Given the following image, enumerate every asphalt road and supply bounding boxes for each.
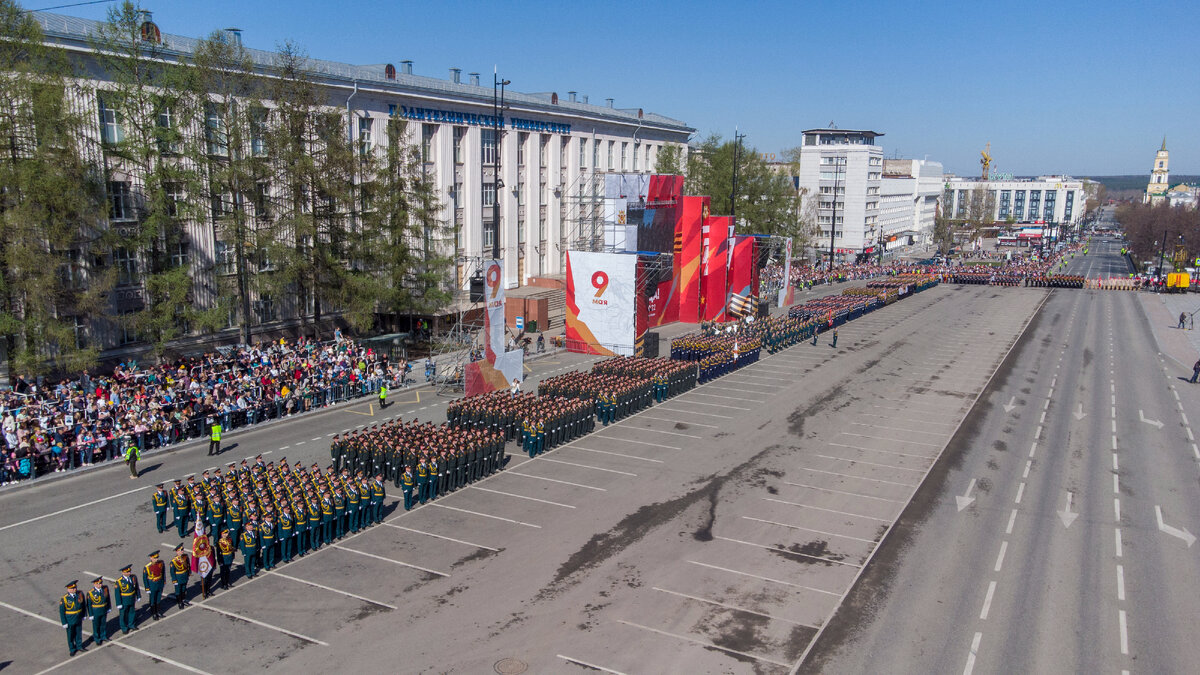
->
[805,239,1200,674]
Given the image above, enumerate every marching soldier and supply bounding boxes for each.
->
[370,473,386,524]
[259,514,277,571]
[332,488,347,539]
[401,464,415,510]
[171,480,190,537]
[278,504,295,564]
[330,433,343,472]
[84,576,111,645]
[114,564,140,634]
[142,551,166,620]
[239,517,259,579]
[59,581,86,656]
[152,483,169,533]
[416,457,429,505]
[170,543,190,609]
[345,476,361,534]
[217,529,236,589]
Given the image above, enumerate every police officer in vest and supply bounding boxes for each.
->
[208,418,222,456]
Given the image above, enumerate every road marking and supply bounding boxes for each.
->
[1035,425,1042,438]
[1006,509,1017,535]
[1116,564,1125,601]
[0,484,150,532]
[330,544,450,577]
[1028,442,1037,458]
[1039,411,1046,424]
[841,432,939,448]
[1154,504,1197,547]
[994,541,1008,572]
[652,586,818,627]
[427,503,541,528]
[717,535,865,567]
[725,373,793,383]
[383,523,500,551]
[683,392,762,403]
[1114,498,1121,522]
[781,481,904,503]
[686,560,839,595]
[828,442,935,460]
[1022,461,1031,479]
[980,580,997,620]
[268,570,397,609]
[743,515,875,543]
[1015,482,1025,504]
[763,496,890,522]
[817,454,926,473]
[506,470,607,491]
[616,619,790,668]
[470,485,577,508]
[847,422,945,437]
[794,465,915,488]
[1118,609,1129,655]
[536,456,638,476]
[570,446,664,463]
[1113,454,1119,471]
[964,631,983,675]
[1113,474,1119,494]
[1115,529,1123,557]
[1043,399,1050,410]
[710,385,776,396]
[604,426,701,440]
[295,441,306,446]
[555,655,629,675]
[655,407,733,419]
[636,415,719,428]
[590,436,680,450]
[1189,428,1195,442]
[664,398,751,411]
[199,604,329,645]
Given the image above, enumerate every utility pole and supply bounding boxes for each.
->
[730,128,746,222]
[491,70,509,262]
[828,155,842,269]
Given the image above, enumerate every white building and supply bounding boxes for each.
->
[942,175,1085,227]
[29,10,691,355]
[878,159,944,255]
[794,128,884,261]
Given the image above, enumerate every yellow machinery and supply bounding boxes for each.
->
[1167,272,1190,290]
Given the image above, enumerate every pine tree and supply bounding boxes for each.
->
[0,0,110,377]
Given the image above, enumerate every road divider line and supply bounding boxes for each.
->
[651,586,819,627]
[1115,529,1123,557]
[569,446,665,464]
[817,454,926,473]
[742,515,875,544]
[268,570,397,609]
[330,544,449,578]
[555,655,628,675]
[979,580,997,620]
[536,457,637,476]
[1116,565,1125,601]
[0,484,150,532]
[763,496,891,522]
[1014,482,1025,504]
[781,481,904,503]
[1006,509,1017,535]
[793,466,915,488]
[1029,442,1037,458]
[1118,609,1129,655]
[470,485,576,509]
[427,503,541,528]
[827,442,936,460]
[616,619,790,668]
[199,604,329,645]
[963,631,983,675]
[384,524,500,551]
[636,415,719,428]
[994,542,1008,572]
[505,470,607,491]
[655,407,732,419]
[716,535,863,568]
[667,399,750,411]
[686,560,839,595]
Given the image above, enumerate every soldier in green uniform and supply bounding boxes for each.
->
[401,464,415,510]
[259,515,277,571]
[59,581,86,656]
[239,517,259,579]
[217,529,236,590]
[344,476,361,534]
[152,483,169,533]
[170,543,190,609]
[416,457,429,504]
[84,576,110,645]
[332,487,347,538]
[226,495,243,546]
[370,473,386,524]
[278,504,295,563]
[171,480,190,537]
[319,490,335,543]
[330,433,343,472]
[305,490,322,550]
[142,551,166,620]
[114,564,140,634]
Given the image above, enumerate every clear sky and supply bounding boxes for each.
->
[42,0,1200,177]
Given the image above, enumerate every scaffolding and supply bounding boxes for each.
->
[430,255,490,395]
[561,166,608,252]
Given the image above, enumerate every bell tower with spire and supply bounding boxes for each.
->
[1145,137,1170,204]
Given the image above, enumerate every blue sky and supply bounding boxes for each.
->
[44,0,1200,176]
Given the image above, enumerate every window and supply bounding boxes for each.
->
[170,239,189,268]
[483,225,495,249]
[593,139,600,168]
[579,137,587,167]
[215,240,236,276]
[204,102,228,156]
[420,123,435,163]
[607,141,614,170]
[517,132,528,166]
[113,247,138,285]
[540,182,548,205]
[164,181,184,218]
[517,179,526,206]
[540,135,548,167]
[357,117,374,157]
[108,181,134,221]
[482,182,496,207]
[481,128,497,165]
[72,316,87,349]
[250,106,268,156]
[257,294,277,322]
[58,249,83,289]
[453,127,466,164]
[156,103,179,154]
[518,218,526,244]
[119,309,140,345]
[254,182,271,220]
[644,144,650,171]
[621,142,628,171]
[97,94,123,144]
[560,138,567,169]
[633,142,640,171]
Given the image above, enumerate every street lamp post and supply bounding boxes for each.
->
[730,128,746,223]
[491,72,510,262]
[828,155,842,270]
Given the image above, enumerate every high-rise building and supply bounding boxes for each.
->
[793,128,884,262]
[878,159,944,256]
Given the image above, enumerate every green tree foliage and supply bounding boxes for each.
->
[1115,201,1198,270]
[684,133,804,242]
[653,142,683,176]
[0,0,110,375]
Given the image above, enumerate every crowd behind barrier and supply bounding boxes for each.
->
[2,336,397,485]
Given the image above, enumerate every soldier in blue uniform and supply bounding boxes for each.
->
[59,581,86,656]
[370,473,386,523]
[84,576,110,645]
[239,517,259,578]
[401,465,415,510]
[114,564,140,634]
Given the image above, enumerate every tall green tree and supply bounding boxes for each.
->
[684,133,804,240]
[191,29,267,344]
[92,1,223,361]
[0,0,110,377]
[653,142,684,175]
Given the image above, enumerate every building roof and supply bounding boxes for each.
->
[31,11,693,134]
[801,128,884,138]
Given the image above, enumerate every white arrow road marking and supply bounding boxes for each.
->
[1003,396,1016,413]
[956,478,977,512]
[1155,505,1196,548]
[1058,491,1079,528]
[1073,404,1086,421]
[1139,410,1164,429]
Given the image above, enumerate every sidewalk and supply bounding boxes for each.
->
[1139,293,1200,372]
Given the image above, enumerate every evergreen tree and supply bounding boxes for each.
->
[0,0,110,377]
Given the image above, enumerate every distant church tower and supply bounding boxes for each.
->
[1145,137,1169,204]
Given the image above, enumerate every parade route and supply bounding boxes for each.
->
[0,274,1062,674]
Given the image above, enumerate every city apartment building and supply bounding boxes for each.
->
[942,175,1085,227]
[878,159,943,255]
[793,128,885,261]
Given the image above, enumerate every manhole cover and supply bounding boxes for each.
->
[494,658,528,675]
